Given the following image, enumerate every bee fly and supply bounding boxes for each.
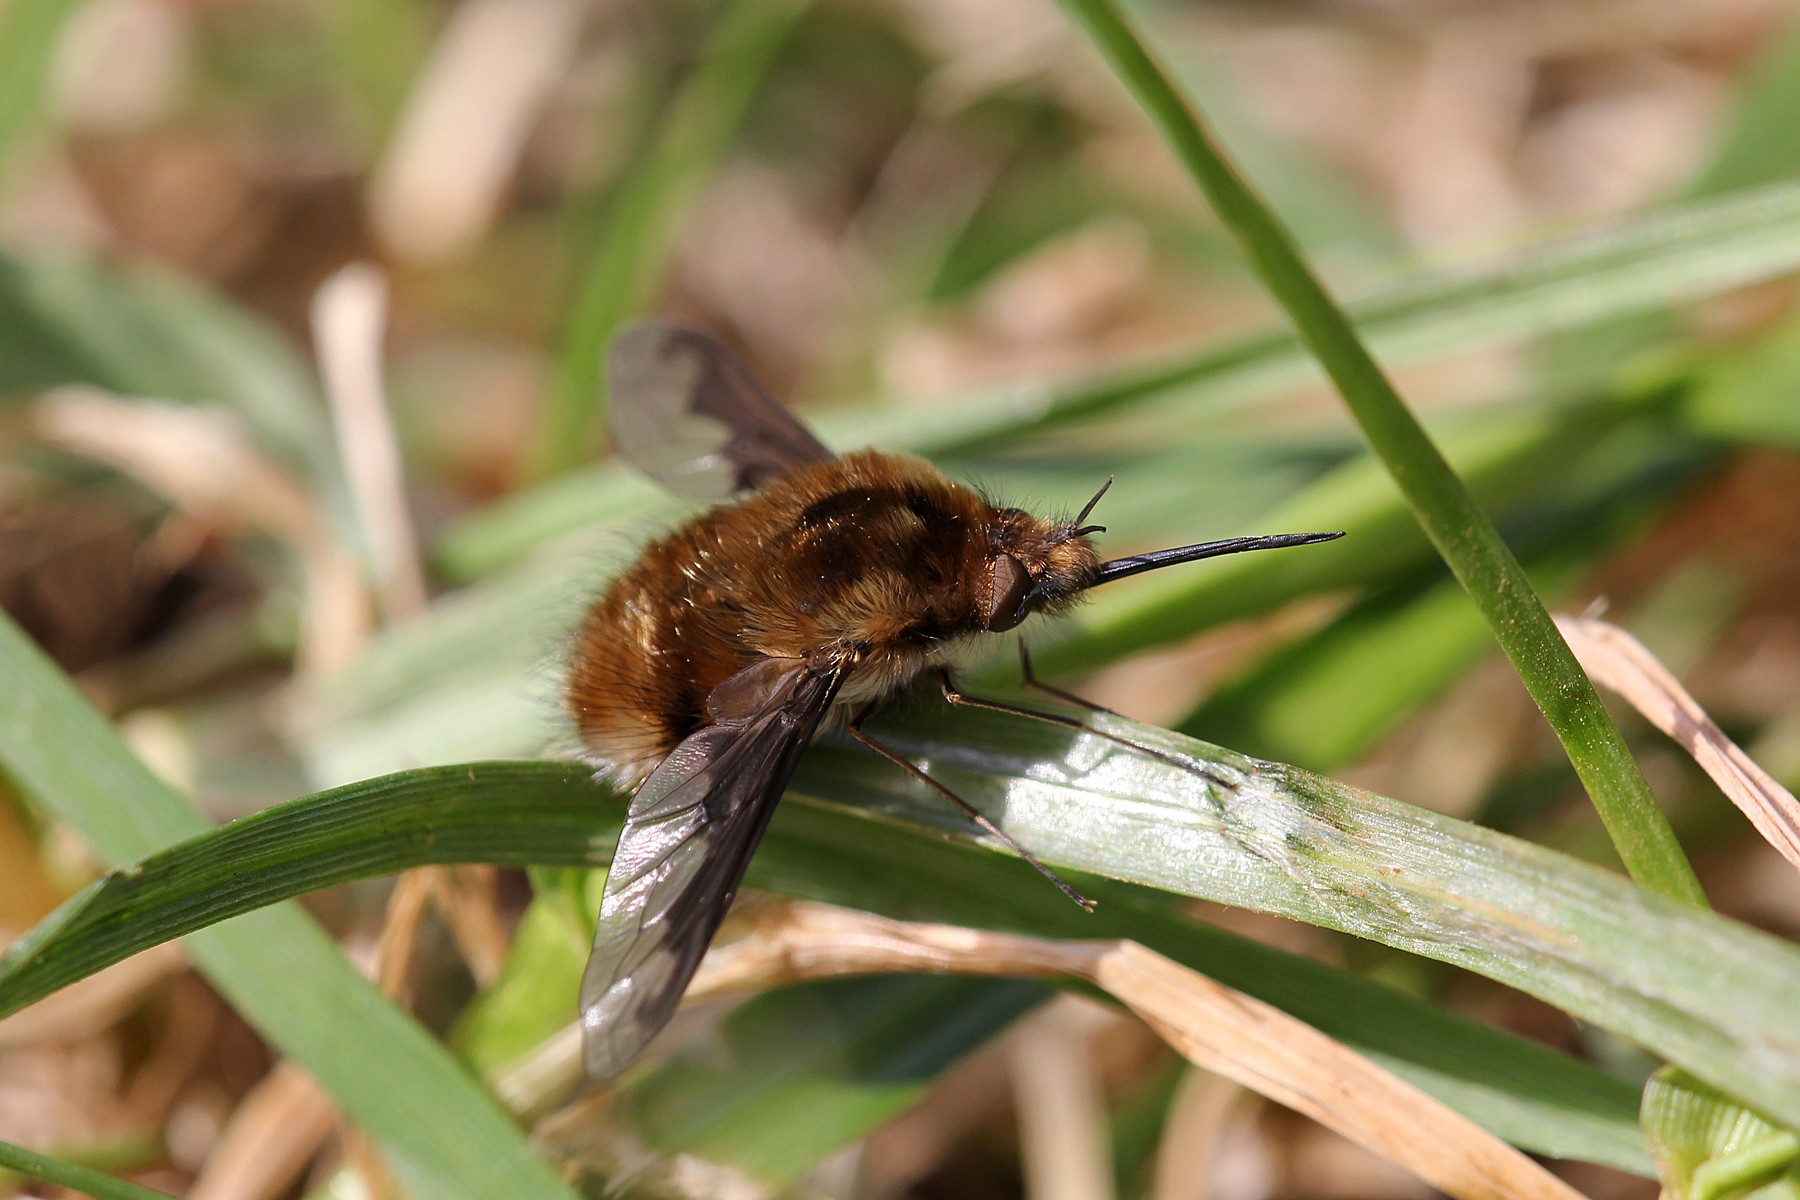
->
[568,322,1343,1079]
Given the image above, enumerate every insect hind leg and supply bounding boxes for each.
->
[847,704,1094,912]
[938,668,1235,794]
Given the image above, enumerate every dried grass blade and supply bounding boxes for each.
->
[1557,615,1800,873]
[311,262,426,622]
[189,1063,337,1200]
[1092,942,1584,1200]
[34,388,370,675]
[689,902,1586,1200]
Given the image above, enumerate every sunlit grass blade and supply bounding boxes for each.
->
[1056,0,1704,905]
[0,1137,176,1200]
[0,614,580,1200]
[31,730,1800,1169]
[529,0,812,478]
[804,706,1795,1127]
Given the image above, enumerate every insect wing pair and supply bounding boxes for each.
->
[581,326,851,1079]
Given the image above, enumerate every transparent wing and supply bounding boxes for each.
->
[609,321,836,501]
[580,657,844,1079]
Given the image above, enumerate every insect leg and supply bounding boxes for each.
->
[847,705,1095,912]
[1016,642,1116,715]
[938,669,1234,792]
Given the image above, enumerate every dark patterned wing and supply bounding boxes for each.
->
[609,322,836,501]
[580,657,844,1079]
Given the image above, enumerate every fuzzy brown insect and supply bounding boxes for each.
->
[568,322,1341,1079]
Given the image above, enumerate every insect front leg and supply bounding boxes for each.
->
[1015,642,1116,715]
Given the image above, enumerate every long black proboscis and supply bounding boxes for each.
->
[1093,530,1345,586]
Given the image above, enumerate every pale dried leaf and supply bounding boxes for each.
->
[1557,614,1800,873]
[686,902,1587,1200]
[34,388,369,675]
[367,0,584,265]
[312,263,426,623]
[1009,1000,1115,1200]
[189,1062,336,1200]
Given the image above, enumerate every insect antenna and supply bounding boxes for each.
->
[1066,476,1113,538]
[848,706,1096,911]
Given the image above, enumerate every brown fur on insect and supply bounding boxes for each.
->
[566,448,1100,786]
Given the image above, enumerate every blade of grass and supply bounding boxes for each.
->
[0,1138,176,1200]
[1056,0,1704,906]
[22,740,1789,1170]
[800,706,1793,1124]
[528,0,812,478]
[1642,1069,1800,1199]
[0,615,581,1200]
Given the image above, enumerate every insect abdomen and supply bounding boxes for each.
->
[566,529,735,785]
[566,451,996,781]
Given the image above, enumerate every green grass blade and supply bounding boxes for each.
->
[1642,1069,1800,1199]
[0,615,580,1200]
[32,736,1800,1169]
[806,706,1795,1125]
[1056,0,1704,905]
[528,0,812,478]
[0,1138,175,1200]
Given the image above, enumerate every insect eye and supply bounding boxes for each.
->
[984,554,1032,632]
